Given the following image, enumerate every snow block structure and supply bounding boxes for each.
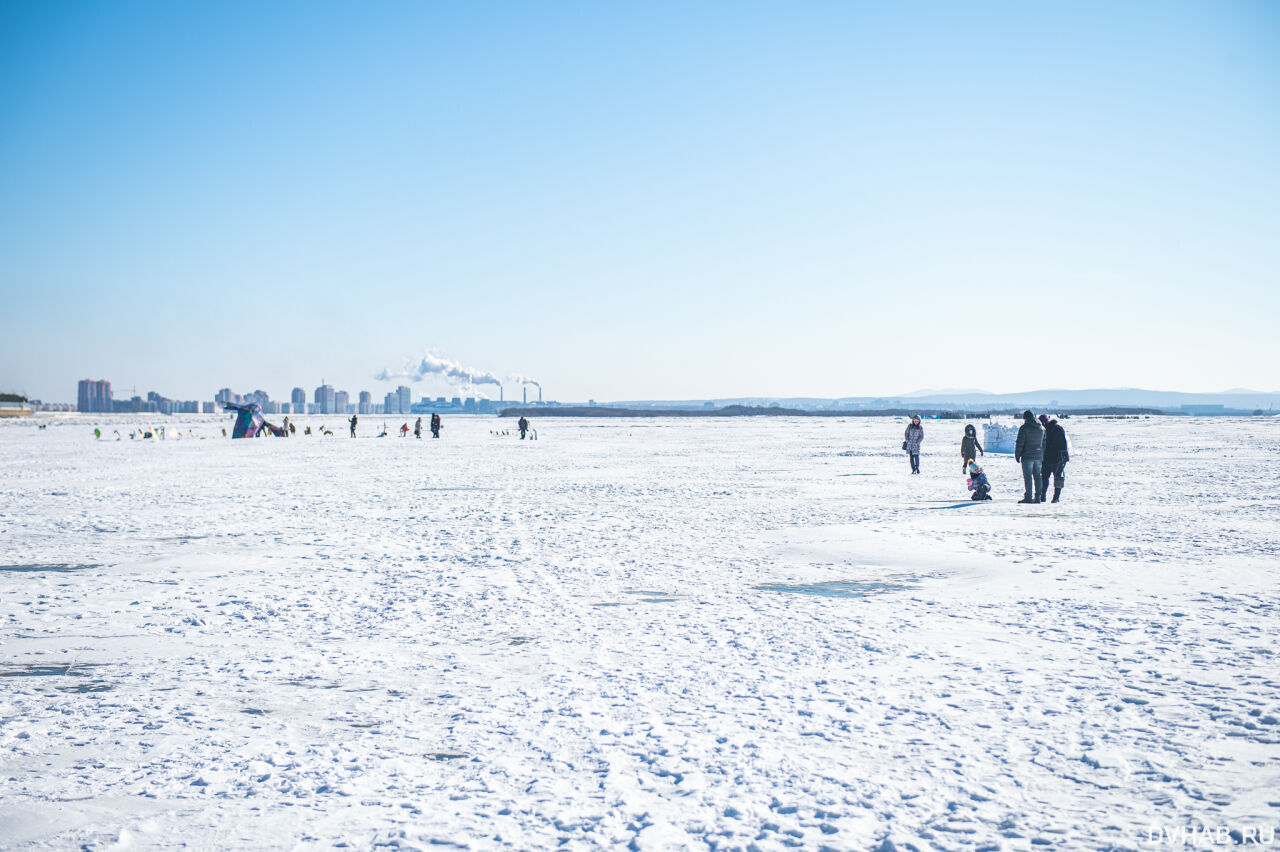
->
[982,422,1018,454]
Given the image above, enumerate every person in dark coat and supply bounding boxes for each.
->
[960,424,984,472]
[1039,414,1070,503]
[903,415,924,474]
[430,412,441,439]
[1014,410,1045,504]
[518,416,529,439]
[349,414,358,438]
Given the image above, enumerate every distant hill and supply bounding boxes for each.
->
[605,388,1279,413]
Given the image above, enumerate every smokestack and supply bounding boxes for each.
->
[523,386,527,405]
[538,386,542,403]
[499,385,503,402]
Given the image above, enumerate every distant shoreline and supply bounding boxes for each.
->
[498,405,1166,418]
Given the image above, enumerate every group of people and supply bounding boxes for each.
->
[348,413,444,439]
[902,411,1070,503]
[239,410,518,443]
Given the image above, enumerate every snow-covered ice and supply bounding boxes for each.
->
[2,414,1278,849]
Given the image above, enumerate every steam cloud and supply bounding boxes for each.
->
[375,353,502,388]
[375,352,539,396]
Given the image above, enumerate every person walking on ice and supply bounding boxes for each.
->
[430,413,441,439]
[903,415,924,474]
[414,417,423,439]
[349,414,358,438]
[518,416,529,439]
[1039,414,1070,503]
[1015,410,1045,504]
[960,423,984,472]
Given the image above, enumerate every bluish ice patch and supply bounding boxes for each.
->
[754,580,913,598]
[0,563,98,573]
[0,663,104,677]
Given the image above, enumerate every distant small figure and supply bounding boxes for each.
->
[350,414,358,438]
[960,424,984,472]
[1039,414,1070,503]
[379,422,388,437]
[94,428,101,439]
[221,427,228,437]
[322,428,334,437]
[400,422,410,437]
[288,421,296,435]
[966,460,992,501]
[903,415,924,474]
[414,417,423,439]
[282,416,291,436]
[518,416,529,440]
[430,413,441,439]
[304,426,312,436]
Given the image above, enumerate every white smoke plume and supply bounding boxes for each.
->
[374,353,503,388]
[509,373,541,389]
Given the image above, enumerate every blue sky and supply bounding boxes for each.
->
[2,1,1277,403]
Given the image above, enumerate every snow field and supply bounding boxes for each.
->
[1,415,1278,849]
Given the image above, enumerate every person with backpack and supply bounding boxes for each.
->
[903,415,924,474]
[1039,414,1070,503]
[1014,410,1045,504]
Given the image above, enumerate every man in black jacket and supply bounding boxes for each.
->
[1014,410,1044,504]
[1039,414,1069,503]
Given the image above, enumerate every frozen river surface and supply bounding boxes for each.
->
[2,415,1278,849]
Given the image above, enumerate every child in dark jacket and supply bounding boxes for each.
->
[960,424,984,472]
[967,460,992,501]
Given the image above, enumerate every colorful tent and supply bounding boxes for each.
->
[224,402,285,438]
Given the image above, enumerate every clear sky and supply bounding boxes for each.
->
[2,1,1277,403]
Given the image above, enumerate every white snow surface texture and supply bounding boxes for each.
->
[1,415,1278,850]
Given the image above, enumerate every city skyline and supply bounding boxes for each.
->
[3,2,1279,402]
[73,377,515,416]
[62,375,1279,417]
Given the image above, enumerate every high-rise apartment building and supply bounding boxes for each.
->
[314,383,336,415]
[397,386,411,415]
[334,390,349,415]
[77,379,112,413]
[358,391,372,415]
[291,387,306,408]
[384,392,398,415]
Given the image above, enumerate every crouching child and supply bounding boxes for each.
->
[967,461,993,501]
